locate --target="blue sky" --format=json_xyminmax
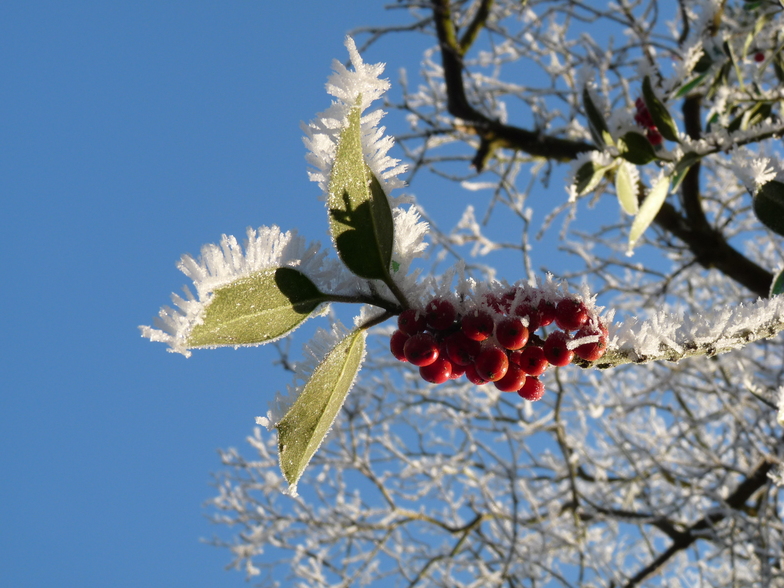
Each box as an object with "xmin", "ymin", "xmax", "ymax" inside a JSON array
[{"xmin": 0, "ymin": 3, "xmax": 434, "ymax": 587}]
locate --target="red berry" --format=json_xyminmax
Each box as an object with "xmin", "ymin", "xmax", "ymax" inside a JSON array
[
  {"xmin": 647, "ymin": 129, "xmax": 663, "ymax": 146},
  {"xmin": 537, "ymin": 299, "xmax": 557, "ymax": 327},
  {"xmin": 390, "ymin": 330, "xmax": 409, "ymax": 361},
  {"xmin": 445, "ymin": 331, "xmax": 481, "ymax": 366},
  {"xmin": 544, "ymin": 330, "xmax": 574, "ymax": 367},
  {"xmin": 465, "ymin": 363, "xmax": 489, "ymax": 385},
  {"xmin": 403, "ymin": 332, "xmax": 440, "ymax": 366},
  {"xmin": 754, "ymin": 51, "xmax": 765, "ymax": 63},
  {"xmin": 425, "ymin": 298, "xmax": 456, "ymax": 331},
  {"xmin": 398, "ymin": 309, "xmax": 427, "ymax": 335},
  {"xmin": 555, "ymin": 299, "xmax": 589, "ymax": 331},
  {"xmin": 461, "ymin": 308, "xmax": 495, "ymax": 341},
  {"xmin": 494, "ymin": 363, "xmax": 527, "ymax": 392},
  {"xmin": 474, "ymin": 346, "xmax": 509, "ymax": 382},
  {"xmin": 512, "ymin": 345, "xmax": 549, "ymax": 376},
  {"xmin": 449, "ymin": 362, "xmax": 467, "ymax": 379},
  {"xmin": 513, "ymin": 302, "xmax": 541, "ymax": 332},
  {"xmin": 495, "ymin": 317, "xmax": 529, "ymax": 350},
  {"xmin": 574, "ymin": 325, "xmax": 609, "ymax": 361},
  {"xmin": 518, "ymin": 376, "xmax": 545, "ymax": 401},
  {"xmin": 419, "ymin": 356, "xmax": 452, "ymax": 384}
]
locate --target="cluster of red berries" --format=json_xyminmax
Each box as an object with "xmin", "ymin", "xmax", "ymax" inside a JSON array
[
  {"xmin": 634, "ymin": 98, "xmax": 663, "ymax": 146},
  {"xmin": 389, "ymin": 287, "xmax": 609, "ymax": 402}
]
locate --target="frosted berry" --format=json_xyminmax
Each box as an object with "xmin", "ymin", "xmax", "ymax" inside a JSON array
[
  {"xmin": 404, "ymin": 332, "xmax": 440, "ymax": 366},
  {"xmin": 537, "ymin": 299, "xmax": 557, "ymax": 327},
  {"xmin": 390, "ymin": 330, "xmax": 409, "ymax": 362},
  {"xmin": 518, "ymin": 376, "xmax": 545, "ymax": 401},
  {"xmin": 398, "ymin": 309, "xmax": 427, "ymax": 335},
  {"xmin": 513, "ymin": 302, "xmax": 540, "ymax": 332},
  {"xmin": 465, "ymin": 363, "xmax": 489, "ymax": 385},
  {"xmin": 495, "ymin": 317, "xmax": 529, "ymax": 350},
  {"xmin": 574, "ymin": 325, "xmax": 609, "ymax": 361},
  {"xmin": 419, "ymin": 357, "xmax": 453, "ymax": 384},
  {"xmin": 425, "ymin": 298, "xmax": 456, "ymax": 331},
  {"xmin": 461, "ymin": 309, "xmax": 494, "ymax": 341},
  {"xmin": 475, "ymin": 346, "xmax": 509, "ymax": 382},
  {"xmin": 494, "ymin": 363, "xmax": 527, "ymax": 392},
  {"xmin": 512, "ymin": 345, "xmax": 549, "ymax": 376},
  {"xmin": 445, "ymin": 331, "xmax": 481, "ymax": 366},
  {"xmin": 555, "ymin": 299, "xmax": 589, "ymax": 331},
  {"xmin": 543, "ymin": 330, "xmax": 574, "ymax": 367}
]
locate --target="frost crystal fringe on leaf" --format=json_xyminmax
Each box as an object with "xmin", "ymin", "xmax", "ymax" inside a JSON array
[{"xmin": 140, "ymin": 226, "xmax": 352, "ymax": 356}]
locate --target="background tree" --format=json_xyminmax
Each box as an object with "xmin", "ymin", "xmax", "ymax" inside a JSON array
[{"xmin": 187, "ymin": 0, "xmax": 784, "ymax": 585}]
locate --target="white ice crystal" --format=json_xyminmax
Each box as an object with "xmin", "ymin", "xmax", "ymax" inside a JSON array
[
  {"xmin": 140, "ymin": 226, "xmax": 353, "ymax": 357},
  {"xmin": 728, "ymin": 150, "xmax": 780, "ymax": 195}
]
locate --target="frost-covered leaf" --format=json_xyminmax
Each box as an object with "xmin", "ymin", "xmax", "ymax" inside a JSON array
[
  {"xmin": 327, "ymin": 101, "xmax": 395, "ymax": 281},
  {"xmin": 629, "ymin": 173, "xmax": 670, "ymax": 250},
  {"xmin": 618, "ymin": 131, "xmax": 657, "ymax": 165},
  {"xmin": 770, "ymin": 269, "xmax": 784, "ymax": 297},
  {"xmin": 575, "ymin": 160, "xmax": 608, "ymax": 196},
  {"xmin": 615, "ymin": 161, "xmax": 639, "ymax": 215},
  {"xmin": 754, "ymin": 180, "xmax": 784, "ymax": 237},
  {"xmin": 583, "ymin": 87, "xmax": 613, "ymax": 148},
  {"xmin": 276, "ymin": 328, "xmax": 366, "ymax": 493},
  {"xmin": 188, "ymin": 268, "xmax": 328, "ymax": 348},
  {"xmin": 642, "ymin": 76, "xmax": 680, "ymax": 142}
]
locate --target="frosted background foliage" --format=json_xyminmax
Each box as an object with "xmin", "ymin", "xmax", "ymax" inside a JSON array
[{"xmin": 209, "ymin": 0, "xmax": 784, "ymax": 586}]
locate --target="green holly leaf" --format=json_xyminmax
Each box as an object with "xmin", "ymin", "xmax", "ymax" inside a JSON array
[
  {"xmin": 670, "ymin": 151, "xmax": 702, "ymax": 193},
  {"xmin": 629, "ymin": 173, "xmax": 670, "ymax": 250},
  {"xmin": 618, "ymin": 131, "xmax": 657, "ymax": 165},
  {"xmin": 276, "ymin": 328, "xmax": 366, "ymax": 492},
  {"xmin": 642, "ymin": 76, "xmax": 680, "ymax": 143},
  {"xmin": 615, "ymin": 161, "xmax": 639, "ymax": 215},
  {"xmin": 754, "ymin": 180, "xmax": 784, "ymax": 238},
  {"xmin": 574, "ymin": 160, "xmax": 609, "ymax": 196},
  {"xmin": 770, "ymin": 269, "xmax": 784, "ymax": 297},
  {"xmin": 583, "ymin": 87, "xmax": 613, "ymax": 148},
  {"xmin": 328, "ymin": 99, "xmax": 395, "ymax": 281},
  {"xmin": 188, "ymin": 267, "xmax": 328, "ymax": 348}
]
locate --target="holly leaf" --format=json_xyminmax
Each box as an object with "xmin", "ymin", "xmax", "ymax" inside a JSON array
[
  {"xmin": 670, "ymin": 151, "xmax": 702, "ymax": 193},
  {"xmin": 615, "ymin": 161, "xmax": 639, "ymax": 215},
  {"xmin": 328, "ymin": 99, "xmax": 395, "ymax": 281},
  {"xmin": 276, "ymin": 328, "xmax": 366, "ymax": 492},
  {"xmin": 754, "ymin": 180, "xmax": 784, "ymax": 238},
  {"xmin": 574, "ymin": 160, "xmax": 608, "ymax": 196},
  {"xmin": 618, "ymin": 131, "xmax": 657, "ymax": 165},
  {"xmin": 583, "ymin": 87, "xmax": 613, "ymax": 148},
  {"xmin": 770, "ymin": 269, "xmax": 784, "ymax": 297},
  {"xmin": 188, "ymin": 267, "xmax": 328, "ymax": 348},
  {"xmin": 642, "ymin": 76, "xmax": 680, "ymax": 143},
  {"xmin": 629, "ymin": 174, "xmax": 670, "ymax": 250}
]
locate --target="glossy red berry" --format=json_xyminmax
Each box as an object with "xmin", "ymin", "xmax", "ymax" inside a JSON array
[
  {"xmin": 474, "ymin": 346, "xmax": 509, "ymax": 382},
  {"xmin": 404, "ymin": 332, "xmax": 440, "ymax": 366},
  {"xmin": 425, "ymin": 298, "xmax": 456, "ymax": 331},
  {"xmin": 555, "ymin": 299, "xmax": 589, "ymax": 331},
  {"xmin": 543, "ymin": 330, "xmax": 574, "ymax": 367},
  {"xmin": 465, "ymin": 363, "xmax": 489, "ymax": 385},
  {"xmin": 461, "ymin": 309, "xmax": 495, "ymax": 341},
  {"xmin": 512, "ymin": 345, "xmax": 549, "ymax": 376},
  {"xmin": 449, "ymin": 362, "xmax": 467, "ymax": 379},
  {"xmin": 397, "ymin": 309, "xmax": 427, "ymax": 335},
  {"xmin": 518, "ymin": 376, "xmax": 545, "ymax": 401},
  {"xmin": 513, "ymin": 302, "xmax": 540, "ymax": 332},
  {"xmin": 537, "ymin": 299, "xmax": 557, "ymax": 327},
  {"xmin": 574, "ymin": 325, "xmax": 609, "ymax": 361},
  {"xmin": 494, "ymin": 363, "xmax": 527, "ymax": 392},
  {"xmin": 496, "ymin": 317, "xmax": 529, "ymax": 350},
  {"xmin": 390, "ymin": 330, "xmax": 409, "ymax": 362},
  {"xmin": 445, "ymin": 331, "xmax": 481, "ymax": 366},
  {"xmin": 419, "ymin": 357, "xmax": 453, "ymax": 384}
]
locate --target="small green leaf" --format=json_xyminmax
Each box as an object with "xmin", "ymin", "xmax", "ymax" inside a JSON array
[
  {"xmin": 574, "ymin": 160, "xmax": 608, "ymax": 196},
  {"xmin": 328, "ymin": 100, "xmax": 395, "ymax": 281},
  {"xmin": 615, "ymin": 161, "xmax": 639, "ymax": 215},
  {"xmin": 674, "ymin": 72, "xmax": 708, "ymax": 98},
  {"xmin": 642, "ymin": 76, "xmax": 680, "ymax": 143},
  {"xmin": 754, "ymin": 180, "xmax": 784, "ymax": 238},
  {"xmin": 276, "ymin": 328, "xmax": 366, "ymax": 491},
  {"xmin": 583, "ymin": 88, "xmax": 613, "ymax": 148},
  {"xmin": 188, "ymin": 267, "xmax": 327, "ymax": 348},
  {"xmin": 770, "ymin": 269, "xmax": 784, "ymax": 297},
  {"xmin": 670, "ymin": 151, "xmax": 702, "ymax": 193},
  {"xmin": 629, "ymin": 174, "xmax": 670, "ymax": 250},
  {"xmin": 618, "ymin": 131, "xmax": 657, "ymax": 165}
]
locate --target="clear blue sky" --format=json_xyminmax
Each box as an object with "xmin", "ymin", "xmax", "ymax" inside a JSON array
[{"xmin": 0, "ymin": 3, "xmax": 432, "ymax": 587}]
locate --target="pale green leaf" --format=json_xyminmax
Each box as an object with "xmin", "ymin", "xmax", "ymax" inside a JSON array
[
  {"xmin": 629, "ymin": 174, "xmax": 670, "ymax": 250},
  {"xmin": 615, "ymin": 161, "xmax": 639, "ymax": 215},
  {"xmin": 276, "ymin": 328, "xmax": 366, "ymax": 492},
  {"xmin": 188, "ymin": 267, "xmax": 328, "ymax": 348},
  {"xmin": 328, "ymin": 100, "xmax": 395, "ymax": 281},
  {"xmin": 575, "ymin": 160, "xmax": 608, "ymax": 196}
]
